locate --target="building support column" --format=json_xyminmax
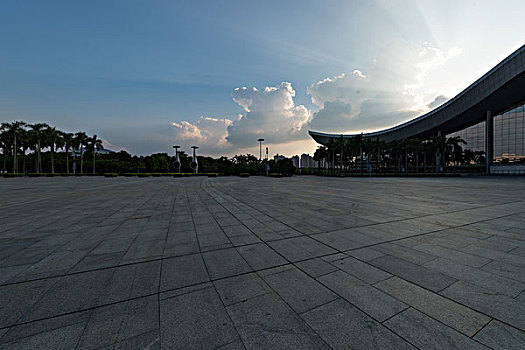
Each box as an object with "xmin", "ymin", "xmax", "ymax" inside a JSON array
[{"xmin": 485, "ymin": 110, "xmax": 493, "ymax": 174}]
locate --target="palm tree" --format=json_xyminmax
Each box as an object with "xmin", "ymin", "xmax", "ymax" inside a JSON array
[
  {"xmin": 353, "ymin": 133, "xmax": 363, "ymax": 174},
  {"xmin": 87, "ymin": 134, "xmax": 104, "ymax": 173},
  {"xmin": 75, "ymin": 132, "xmax": 88, "ymax": 173},
  {"xmin": 313, "ymin": 146, "xmax": 328, "ymax": 173},
  {"xmin": 5, "ymin": 121, "xmax": 26, "ymax": 173},
  {"xmin": 29, "ymin": 123, "xmax": 48, "ymax": 173},
  {"xmin": 429, "ymin": 134, "xmax": 447, "ymax": 172},
  {"xmin": 326, "ymin": 138, "xmax": 337, "ymax": 174},
  {"xmin": 44, "ymin": 126, "xmax": 63, "ymax": 174},
  {"xmin": 0, "ymin": 123, "xmax": 9, "ymax": 173},
  {"xmin": 19, "ymin": 128, "xmax": 31, "ymax": 173},
  {"xmin": 447, "ymin": 136, "xmax": 467, "ymax": 169},
  {"xmin": 408, "ymin": 139, "xmax": 422, "ymax": 173},
  {"xmin": 61, "ymin": 132, "xmax": 75, "ymax": 174}
]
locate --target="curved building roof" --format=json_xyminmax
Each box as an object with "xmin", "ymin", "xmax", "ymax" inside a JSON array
[{"xmin": 309, "ymin": 44, "xmax": 525, "ymax": 144}]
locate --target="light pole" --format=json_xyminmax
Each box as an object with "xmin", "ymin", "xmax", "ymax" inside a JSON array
[
  {"xmin": 190, "ymin": 146, "xmax": 199, "ymax": 173},
  {"xmin": 172, "ymin": 145, "xmax": 181, "ymax": 173},
  {"xmin": 265, "ymin": 147, "xmax": 269, "ymax": 177},
  {"xmin": 257, "ymin": 138, "xmax": 264, "ymax": 161}
]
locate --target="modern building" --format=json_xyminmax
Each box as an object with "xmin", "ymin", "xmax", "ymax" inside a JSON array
[
  {"xmin": 300, "ymin": 153, "xmax": 316, "ymax": 169},
  {"xmin": 309, "ymin": 44, "xmax": 525, "ymax": 173},
  {"xmin": 273, "ymin": 154, "xmax": 285, "ymax": 162},
  {"xmin": 291, "ymin": 155, "xmax": 299, "ymax": 168}
]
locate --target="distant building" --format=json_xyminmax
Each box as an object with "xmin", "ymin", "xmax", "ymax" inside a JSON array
[
  {"xmin": 300, "ymin": 154, "xmax": 315, "ymax": 169},
  {"xmin": 274, "ymin": 154, "xmax": 285, "ymax": 162},
  {"xmin": 291, "ymin": 155, "xmax": 299, "ymax": 168}
]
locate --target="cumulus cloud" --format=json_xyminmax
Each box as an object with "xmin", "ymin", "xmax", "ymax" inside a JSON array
[
  {"xmin": 102, "ymin": 139, "xmax": 129, "ymax": 153},
  {"xmin": 308, "ymin": 101, "xmax": 353, "ymax": 133},
  {"xmin": 169, "ymin": 43, "xmax": 461, "ymax": 155},
  {"xmin": 170, "ymin": 82, "xmax": 310, "ymax": 152},
  {"xmin": 427, "ymin": 95, "xmax": 449, "ymax": 109},
  {"xmin": 307, "ymin": 44, "xmax": 462, "ymax": 133},
  {"xmin": 171, "ymin": 116, "xmax": 233, "ymax": 150},
  {"xmin": 226, "ymin": 82, "xmax": 310, "ymax": 147}
]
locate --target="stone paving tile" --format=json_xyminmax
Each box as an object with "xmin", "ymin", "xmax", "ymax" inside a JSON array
[
  {"xmin": 161, "ymin": 253, "xmax": 209, "ymax": 291},
  {"xmin": 424, "ymin": 257, "xmax": 524, "ymax": 297},
  {"xmin": 295, "ymin": 257, "xmax": 338, "ymax": 277},
  {"xmin": 372, "ymin": 242, "xmax": 436, "ymax": 265},
  {"xmin": 346, "ymin": 246, "xmax": 386, "ymax": 261},
  {"xmin": 160, "ymin": 286, "xmax": 240, "ymax": 349},
  {"xmin": 329, "ymin": 255, "xmax": 392, "ymax": 284},
  {"xmin": 202, "ymin": 247, "xmax": 253, "ymax": 279},
  {"xmin": 473, "ymin": 320, "xmax": 525, "ymax": 350},
  {"xmin": 226, "ymin": 293, "xmax": 329, "ymax": 349},
  {"xmin": 481, "ymin": 260, "xmax": 525, "ymax": 283},
  {"xmin": 214, "ymin": 273, "xmax": 272, "ymax": 306},
  {"xmin": 370, "ymin": 255, "xmax": 458, "ymax": 292},
  {"xmin": 440, "ymin": 281, "xmax": 525, "ymax": 331},
  {"xmin": 76, "ymin": 295, "xmax": 158, "ymax": 349},
  {"xmin": 384, "ymin": 308, "xmax": 489, "ymax": 350},
  {"xmin": 268, "ymin": 236, "xmax": 336, "ymax": 262},
  {"xmin": 262, "ymin": 267, "xmax": 338, "ymax": 314},
  {"xmin": 375, "ymin": 276, "xmax": 490, "ymax": 336},
  {"xmin": 0, "ymin": 323, "xmax": 85, "ymax": 350},
  {"xmin": 318, "ymin": 270, "xmax": 408, "ymax": 322},
  {"xmin": 1, "ymin": 176, "xmax": 525, "ymax": 349},
  {"xmin": 0, "ymin": 310, "xmax": 90, "ymax": 346},
  {"xmin": 302, "ymin": 298, "xmax": 414, "ymax": 350},
  {"xmin": 413, "ymin": 243, "xmax": 491, "ymax": 268},
  {"xmin": 461, "ymin": 244, "xmax": 525, "ymax": 267},
  {"xmin": 236, "ymin": 243, "xmax": 287, "ymax": 270}
]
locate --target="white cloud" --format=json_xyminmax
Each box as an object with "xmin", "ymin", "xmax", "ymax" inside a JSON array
[
  {"xmin": 227, "ymin": 82, "xmax": 311, "ymax": 146},
  {"xmin": 427, "ymin": 95, "xmax": 449, "ymax": 109},
  {"xmin": 307, "ymin": 44, "xmax": 462, "ymax": 133},
  {"xmin": 169, "ymin": 44, "xmax": 461, "ymax": 155},
  {"xmin": 169, "ymin": 82, "xmax": 311, "ymax": 153},
  {"xmin": 102, "ymin": 139, "xmax": 129, "ymax": 153},
  {"xmin": 171, "ymin": 116, "xmax": 233, "ymax": 151}
]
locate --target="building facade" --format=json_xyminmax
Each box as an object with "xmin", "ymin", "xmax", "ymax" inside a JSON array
[
  {"xmin": 309, "ymin": 44, "xmax": 525, "ymax": 173},
  {"xmin": 448, "ymin": 101, "xmax": 525, "ymax": 163}
]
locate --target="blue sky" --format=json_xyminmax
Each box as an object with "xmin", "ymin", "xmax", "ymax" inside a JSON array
[{"xmin": 1, "ymin": 0, "xmax": 524, "ymax": 156}]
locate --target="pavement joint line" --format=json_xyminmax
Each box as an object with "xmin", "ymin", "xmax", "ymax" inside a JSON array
[
  {"xmin": 189, "ymin": 189, "xmax": 249, "ymax": 350},
  {"xmin": 200, "ymin": 185, "xmax": 335, "ymax": 349},
  {"xmin": 378, "ymin": 303, "xmax": 411, "ymax": 325},
  {"xmin": 157, "ymin": 187, "xmax": 179, "ymax": 350},
  {"xmin": 0, "ymin": 179, "xmax": 143, "ymax": 210},
  {"xmin": 2, "ymin": 177, "xmax": 525, "ymax": 348},
  {"xmin": 209, "ymin": 179, "xmax": 524, "ymax": 245}
]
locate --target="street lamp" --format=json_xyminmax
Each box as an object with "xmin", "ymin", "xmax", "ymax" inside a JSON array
[
  {"xmin": 190, "ymin": 146, "xmax": 199, "ymax": 173},
  {"xmin": 172, "ymin": 145, "xmax": 181, "ymax": 172},
  {"xmin": 257, "ymin": 138, "xmax": 264, "ymax": 161}
]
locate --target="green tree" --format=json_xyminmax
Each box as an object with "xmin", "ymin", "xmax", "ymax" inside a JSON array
[
  {"xmin": 61, "ymin": 132, "xmax": 75, "ymax": 174},
  {"xmin": 86, "ymin": 134, "xmax": 104, "ymax": 173},
  {"xmin": 0, "ymin": 123, "xmax": 9, "ymax": 173},
  {"xmin": 75, "ymin": 131, "xmax": 88, "ymax": 173},
  {"xmin": 29, "ymin": 123, "xmax": 48, "ymax": 173},
  {"xmin": 447, "ymin": 136, "xmax": 467, "ymax": 168},
  {"xmin": 44, "ymin": 126, "xmax": 63, "ymax": 174},
  {"xmin": 5, "ymin": 121, "xmax": 26, "ymax": 173}
]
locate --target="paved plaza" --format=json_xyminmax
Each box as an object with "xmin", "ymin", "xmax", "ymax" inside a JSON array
[{"xmin": 0, "ymin": 176, "xmax": 524, "ymax": 349}]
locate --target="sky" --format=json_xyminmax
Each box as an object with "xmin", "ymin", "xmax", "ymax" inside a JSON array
[{"xmin": 1, "ymin": 0, "xmax": 524, "ymax": 157}]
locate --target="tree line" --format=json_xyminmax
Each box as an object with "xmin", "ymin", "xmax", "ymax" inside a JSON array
[
  {"xmin": 1, "ymin": 121, "xmax": 103, "ymax": 174},
  {"xmin": 313, "ymin": 134, "xmax": 486, "ymax": 174},
  {"xmin": 0, "ymin": 121, "xmax": 296, "ymax": 175}
]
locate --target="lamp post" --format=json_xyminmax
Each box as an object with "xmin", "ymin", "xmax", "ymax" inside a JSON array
[
  {"xmin": 257, "ymin": 138, "xmax": 264, "ymax": 161},
  {"xmin": 172, "ymin": 145, "xmax": 181, "ymax": 173},
  {"xmin": 190, "ymin": 146, "xmax": 199, "ymax": 173}
]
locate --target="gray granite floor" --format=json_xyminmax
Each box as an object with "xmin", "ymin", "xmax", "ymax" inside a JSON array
[{"xmin": 1, "ymin": 175, "xmax": 524, "ymax": 349}]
